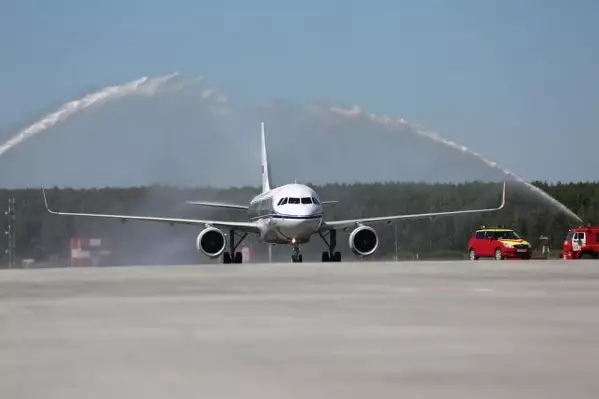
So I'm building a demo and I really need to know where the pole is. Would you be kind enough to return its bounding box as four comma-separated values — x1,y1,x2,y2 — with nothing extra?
394,224,398,259
5,197,16,268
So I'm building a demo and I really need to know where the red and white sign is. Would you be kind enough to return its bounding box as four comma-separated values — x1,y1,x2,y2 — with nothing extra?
70,237,111,266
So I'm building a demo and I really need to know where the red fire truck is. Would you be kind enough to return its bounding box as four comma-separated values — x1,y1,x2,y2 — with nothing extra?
561,224,599,259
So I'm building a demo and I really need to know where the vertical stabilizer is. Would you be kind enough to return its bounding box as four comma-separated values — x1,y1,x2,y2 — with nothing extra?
260,122,272,193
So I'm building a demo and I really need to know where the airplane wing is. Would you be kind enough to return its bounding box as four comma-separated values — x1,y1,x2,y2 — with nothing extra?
319,182,506,231
321,200,339,205
42,189,260,233
185,201,248,210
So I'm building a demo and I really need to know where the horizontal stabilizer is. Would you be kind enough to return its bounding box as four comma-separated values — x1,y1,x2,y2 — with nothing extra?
185,201,248,210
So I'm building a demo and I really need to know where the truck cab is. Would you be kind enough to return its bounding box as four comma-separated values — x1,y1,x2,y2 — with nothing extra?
562,225,599,259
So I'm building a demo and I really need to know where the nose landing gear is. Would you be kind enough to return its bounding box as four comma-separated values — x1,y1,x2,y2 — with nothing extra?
290,238,303,263
291,245,303,263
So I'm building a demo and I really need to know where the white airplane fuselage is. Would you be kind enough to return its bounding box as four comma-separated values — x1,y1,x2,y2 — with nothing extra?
249,183,324,245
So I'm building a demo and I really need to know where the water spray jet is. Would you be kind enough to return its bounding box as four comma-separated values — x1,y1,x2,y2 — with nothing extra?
0,73,179,158
329,105,582,223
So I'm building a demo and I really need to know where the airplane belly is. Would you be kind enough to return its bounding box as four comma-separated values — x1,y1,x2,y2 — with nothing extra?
276,218,322,243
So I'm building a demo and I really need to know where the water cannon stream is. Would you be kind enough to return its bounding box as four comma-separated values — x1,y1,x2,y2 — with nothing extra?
0,73,179,158
328,105,583,223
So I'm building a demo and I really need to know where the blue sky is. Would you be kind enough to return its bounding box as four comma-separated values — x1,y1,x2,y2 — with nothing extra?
1,0,598,182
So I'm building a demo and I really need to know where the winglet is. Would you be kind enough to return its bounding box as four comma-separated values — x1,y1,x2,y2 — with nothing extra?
41,187,57,214
498,181,507,210
41,187,49,209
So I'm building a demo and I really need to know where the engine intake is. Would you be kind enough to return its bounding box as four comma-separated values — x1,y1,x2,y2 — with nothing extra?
196,227,226,258
348,225,379,257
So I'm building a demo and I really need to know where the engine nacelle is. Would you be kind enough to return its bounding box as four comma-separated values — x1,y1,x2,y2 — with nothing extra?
196,227,226,258
348,225,379,257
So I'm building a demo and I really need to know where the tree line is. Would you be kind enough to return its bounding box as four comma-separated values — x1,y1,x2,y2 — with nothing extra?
1,180,597,266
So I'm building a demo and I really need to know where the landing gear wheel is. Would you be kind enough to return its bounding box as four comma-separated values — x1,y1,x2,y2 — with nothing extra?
319,230,341,262
469,249,478,260
494,248,504,260
291,243,303,263
234,251,243,264
222,229,247,264
321,251,341,262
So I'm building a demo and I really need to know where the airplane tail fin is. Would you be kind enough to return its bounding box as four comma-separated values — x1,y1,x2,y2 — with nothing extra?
261,122,272,193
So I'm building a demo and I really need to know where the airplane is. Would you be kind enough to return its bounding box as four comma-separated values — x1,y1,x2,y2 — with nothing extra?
42,122,507,264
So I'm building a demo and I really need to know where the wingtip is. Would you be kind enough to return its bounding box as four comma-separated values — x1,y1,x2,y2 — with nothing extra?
500,181,507,208
41,187,52,212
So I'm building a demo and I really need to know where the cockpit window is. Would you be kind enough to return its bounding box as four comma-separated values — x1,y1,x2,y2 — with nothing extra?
288,197,300,204
277,197,288,205
311,197,320,205
301,197,312,204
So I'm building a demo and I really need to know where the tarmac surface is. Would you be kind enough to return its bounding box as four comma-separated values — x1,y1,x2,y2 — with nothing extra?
2,260,599,398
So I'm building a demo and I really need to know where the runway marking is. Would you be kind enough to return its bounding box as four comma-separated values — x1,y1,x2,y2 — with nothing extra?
472,287,495,293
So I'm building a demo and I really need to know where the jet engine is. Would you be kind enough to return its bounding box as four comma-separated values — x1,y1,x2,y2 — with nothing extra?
348,225,379,257
196,227,226,258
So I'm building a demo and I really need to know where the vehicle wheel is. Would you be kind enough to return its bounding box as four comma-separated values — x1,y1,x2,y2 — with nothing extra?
333,251,341,262
468,249,478,260
580,252,594,259
322,251,330,262
298,254,303,263
494,248,504,260
223,252,232,264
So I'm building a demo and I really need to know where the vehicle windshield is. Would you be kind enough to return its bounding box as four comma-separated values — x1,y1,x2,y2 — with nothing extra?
566,231,574,240
491,230,521,240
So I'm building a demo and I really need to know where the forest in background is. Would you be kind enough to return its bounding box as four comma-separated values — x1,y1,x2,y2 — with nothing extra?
1,180,597,266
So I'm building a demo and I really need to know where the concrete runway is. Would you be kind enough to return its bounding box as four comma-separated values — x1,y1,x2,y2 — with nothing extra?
2,260,599,399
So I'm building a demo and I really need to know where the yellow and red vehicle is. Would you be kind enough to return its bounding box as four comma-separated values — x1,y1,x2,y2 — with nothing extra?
561,225,599,259
468,227,532,260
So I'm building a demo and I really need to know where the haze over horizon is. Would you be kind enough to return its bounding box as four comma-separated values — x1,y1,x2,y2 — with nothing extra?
2,1,598,187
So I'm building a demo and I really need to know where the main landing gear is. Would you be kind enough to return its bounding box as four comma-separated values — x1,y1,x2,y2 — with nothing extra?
319,229,341,262
223,229,247,264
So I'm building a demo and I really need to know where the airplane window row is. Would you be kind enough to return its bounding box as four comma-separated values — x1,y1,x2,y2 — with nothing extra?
276,197,320,205
249,197,275,218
